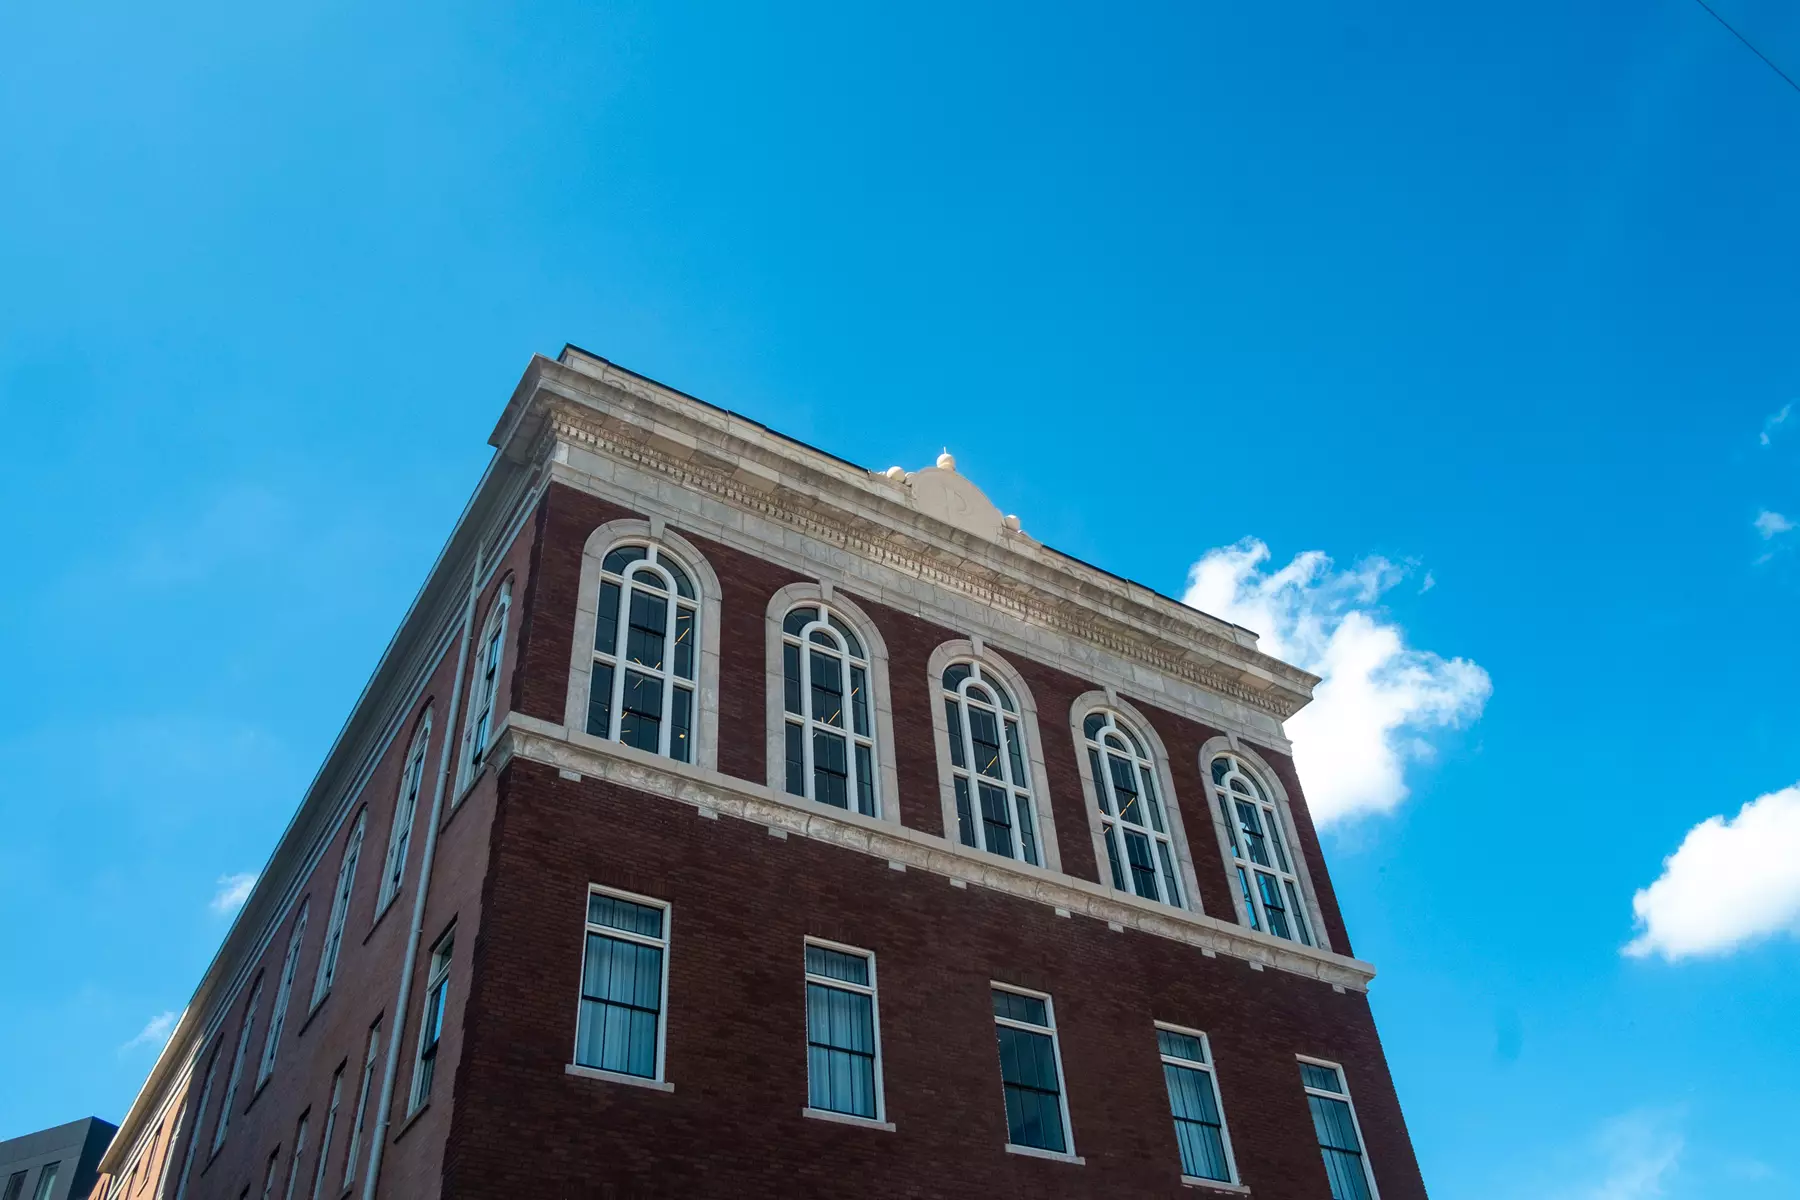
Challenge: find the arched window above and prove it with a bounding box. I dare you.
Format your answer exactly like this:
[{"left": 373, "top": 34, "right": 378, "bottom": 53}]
[
  {"left": 460, "top": 580, "right": 511, "bottom": 788},
  {"left": 780, "top": 604, "right": 878, "bottom": 815},
  {"left": 379, "top": 711, "right": 432, "bottom": 912},
  {"left": 1212, "top": 754, "right": 1313, "bottom": 946},
  {"left": 584, "top": 543, "right": 699, "bottom": 763},
  {"left": 941, "top": 661, "right": 1041, "bottom": 866},
  {"left": 1082, "top": 710, "right": 1183, "bottom": 908}
]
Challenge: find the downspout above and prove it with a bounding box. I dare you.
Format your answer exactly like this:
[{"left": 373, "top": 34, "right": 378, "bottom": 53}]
[{"left": 361, "top": 545, "right": 484, "bottom": 1200}]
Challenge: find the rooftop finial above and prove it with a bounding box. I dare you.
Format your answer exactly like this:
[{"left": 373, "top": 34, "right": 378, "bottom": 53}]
[{"left": 936, "top": 448, "right": 956, "bottom": 471}]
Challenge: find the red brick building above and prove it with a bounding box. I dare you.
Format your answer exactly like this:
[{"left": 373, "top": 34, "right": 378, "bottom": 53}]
[{"left": 97, "top": 347, "right": 1427, "bottom": 1200}]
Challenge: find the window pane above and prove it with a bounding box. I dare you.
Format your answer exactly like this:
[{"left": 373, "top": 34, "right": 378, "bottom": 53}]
[
  {"left": 1015, "top": 792, "right": 1039, "bottom": 866},
  {"left": 619, "top": 672, "right": 663, "bottom": 752},
  {"left": 1210, "top": 757, "right": 1230, "bottom": 785},
  {"left": 1158, "top": 841, "right": 1183, "bottom": 909},
  {"left": 1110, "top": 754, "right": 1142, "bottom": 825},
  {"left": 849, "top": 666, "right": 870, "bottom": 736},
  {"left": 968, "top": 709, "right": 1003, "bottom": 779},
  {"left": 1309, "top": 1096, "right": 1373, "bottom": 1200},
  {"left": 1157, "top": 1029, "right": 1206, "bottom": 1063},
  {"left": 585, "top": 664, "right": 614, "bottom": 739},
  {"left": 784, "top": 722, "right": 805, "bottom": 797},
  {"left": 1301, "top": 1063, "right": 1344, "bottom": 1094},
  {"left": 992, "top": 680, "right": 1015, "bottom": 713},
  {"left": 813, "top": 730, "right": 850, "bottom": 810},
  {"left": 995, "top": 1025, "right": 1063, "bottom": 1153},
  {"left": 1237, "top": 867, "right": 1260, "bottom": 930},
  {"left": 784, "top": 606, "right": 818, "bottom": 636},
  {"left": 1219, "top": 795, "right": 1243, "bottom": 858},
  {"left": 809, "top": 651, "right": 845, "bottom": 727},
  {"left": 1267, "top": 808, "right": 1292, "bottom": 872},
  {"left": 1083, "top": 712, "right": 1106, "bottom": 740},
  {"left": 664, "top": 559, "right": 694, "bottom": 600},
  {"left": 1238, "top": 801, "right": 1271, "bottom": 866},
  {"left": 978, "top": 782, "right": 1014, "bottom": 859},
  {"left": 783, "top": 644, "right": 802, "bottom": 714},
  {"left": 1124, "top": 830, "right": 1160, "bottom": 900},
  {"left": 1004, "top": 719, "right": 1028, "bottom": 785},
  {"left": 953, "top": 777, "right": 976, "bottom": 847},
  {"left": 1141, "top": 767, "right": 1166, "bottom": 833},
  {"left": 669, "top": 686, "right": 692, "bottom": 763},
  {"left": 990, "top": 989, "right": 1048, "bottom": 1026},
  {"left": 594, "top": 581, "right": 621, "bottom": 654},
  {"left": 945, "top": 700, "right": 966, "bottom": 768},
  {"left": 625, "top": 591, "right": 667, "bottom": 669},
  {"left": 827, "top": 614, "right": 863, "bottom": 658},
  {"left": 854, "top": 743, "right": 875, "bottom": 816},
  {"left": 587, "top": 894, "right": 664, "bottom": 938},
  {"left": 576, "top": 933, "right": 663, "bottom": 1079},
  {"left": 602, "top": 546, "right": 646, "bottom": 575},
  {"left": 1166, "top": 1063, "right": 1231, "bottom": 1181},
  {"left": 1287, "top": 880, "right": 1314, "bottom": 947},
  {"left": 941, "top": 663, "right": 971, "bottom": 691},
  {"left": 1103, "top": 826, "right": 1126, "bottom": 891},
  {"left": 1087, "top": 748, "right": 1111, "bottom": 814},
  {"left": 804, "top": 945, "right": 870, "bottom": 985},
  {"left": 1259, "top": 872, "right": 1292, "bottom": 939},
  {"left": 673, "top": 608, "right": 694, "bottom": 680}
]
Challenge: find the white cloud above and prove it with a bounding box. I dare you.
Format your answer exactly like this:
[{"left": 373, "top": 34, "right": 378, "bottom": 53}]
[
  {"left": 211, "top": 871, "right": 258, "bottom": 914},
  {"left": 1581, "top": 1110, "right": 1683, "bottom": 1200},
  {"left": 1753, "top": 510, "right": 1794, "bottom": 540},
  {"left": 1625, "top": 784, "right": 1800, "bottom": 960},
  {"left": 1182, "top": 539, "right": 1490, "bottom": 824},
  {"left": 1759, "top": 402, "right": 1791, "bottom": 446},
  {"left": 120, "top": 1010, "right": 177, "bottom": 1053}
]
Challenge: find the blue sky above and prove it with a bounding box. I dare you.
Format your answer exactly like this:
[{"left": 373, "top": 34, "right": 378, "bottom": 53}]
[{"left": 3, "top": 1, "right": 1797, "bottom": 1194}]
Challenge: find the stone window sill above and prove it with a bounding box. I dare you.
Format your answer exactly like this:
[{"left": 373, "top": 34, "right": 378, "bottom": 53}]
[
  {"left": 393, "top": 1101, "right": 430, "bottom": 1143},
  {"left": 564, "top": 1063, "right": 673, "bottom": 1092},
  {"left": 1183, "top": 1176, "right": 1251, "bottom": 1194},
  {"left": 802, "top": 1107, "right": 894, "bottom": 1132},
  {"left": 1005, "top": 1144, "right": 1085, "bottom": 1165}
]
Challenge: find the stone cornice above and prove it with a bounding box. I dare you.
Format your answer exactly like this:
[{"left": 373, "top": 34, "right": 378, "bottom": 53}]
[
  {"left": 499, "top": 350, "right": 1318, "bottom": 721},
  {"left": 494, "top": 713, "right": 1376, "bottom": 992}
]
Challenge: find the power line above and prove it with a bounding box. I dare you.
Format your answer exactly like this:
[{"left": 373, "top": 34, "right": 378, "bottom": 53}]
[{"left": 1691, "top": 0, "right": 1800, "bottom": 95}]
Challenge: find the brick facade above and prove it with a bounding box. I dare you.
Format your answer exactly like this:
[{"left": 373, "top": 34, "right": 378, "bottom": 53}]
[{"left": 112, "top": 350, "right": 1426, "bottom": 1200}]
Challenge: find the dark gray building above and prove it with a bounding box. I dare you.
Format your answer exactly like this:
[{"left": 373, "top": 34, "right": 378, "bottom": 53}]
[{"left": 0, "top": 1120, "right": 115, "bottom": 1200}]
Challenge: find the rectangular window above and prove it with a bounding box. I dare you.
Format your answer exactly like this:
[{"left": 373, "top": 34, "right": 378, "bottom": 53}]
[
  {"left": 1157, "top": 1025, "right": 1237, "bottom": 1184},
  {"left": 411, "top": 928, "right": 455, "bottom": 1111},
  {"left": 309, "top": 1066, "right": 343, "bottom": 1200},
  {"left": 174, "top": 1044, "right": 222, "bottom": 1200},
  {"left": 991, "top": 986, "right": 1073, "bottom": 1155},
  {"left": 343, "top": 1021, "right": 381, "bottom": 1189},
  {"left": 281, "top": 1111, "right": 308, "bottom": 1200},
  {"left": 258, "top": 1149, "right": 279, "bottom": 1200},
  {"left": 803, "top": 941, "right": 883, "bottom": 1121},
  {"left": 1300, "top": 1059, "right": 1378, "bottom": 1200},
  {"left": 213, "top": 979, "right": 264, "bottom": 1152},
  {"left": 29, "top": 1166, "right": 59, "bottom": 1200},
  {"left": 311, "top": 812, "right": 366, "bottom": 1008},
  {"left": 2, "top": 1173, "right": 22, "bottom": 1200},
  {"left": 152, "top": 1102, "right": 186, "bottom": 1200},
  {"left": 574, "top": 887, "right": 669, "bottom": 1080},
  {"left": 259, "top": 902, "right": 310, "bottom": 1087}
]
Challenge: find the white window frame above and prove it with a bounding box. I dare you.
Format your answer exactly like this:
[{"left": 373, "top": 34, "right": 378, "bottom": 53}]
[
  {"left": 774, "top": 597, "right": 883, "bottom": 816},
  {"left": 1206, "top": 742, "right": 1328, "bottom": 950},
  {"left": 1070, "top": 696, "right": 1203, "bottom": 912},
  {"left": 570, "top": 883, "right": 672, "bottom": 1086},
  {"left": 152, "top": 1100, "right": 185, "bottom": 1200},
  {"left": 308, "top": 1065, "right": 343, "bottom": 1200},
  {"left": 378, "top": 712, "right": 433, "bottom": 913},
  {"left": 280, "top": 1110, "right": 308, "bottom": 1200},
  {"left": 1155, "top": 1022, "right": 1240, "bottom": 1186},
  {"left": 1298, "top": 1055, "right": 1381, "bottom": 1200},
  {"left": 459, "top": 580, "right": 512, "bottom": 790},
  {"left": 990, "top": 982, "right": 1077, "bottom": 1161},
  {"left": 173, "top": 1043, "right": 220, "bottom": 1200},
  {"left": 801, "top": 937, "right": 887, "bottom": 1127},
  {"left": 310, "top": 809, "right": 367, "bottom": 1010},
  {"left": 257, "top": 900, "right": 310, "bottom": 1087},
  {"left": 927, "top": 640, "right": 1062, "bottom": 872},
  {"left": 342, "top": 1020, "right": 381, "bottom": 1190},
  {"left": 211, "top": 977, "right": 263, "bottom": 1153},
  {"left": 564, "top": 520, "right": 723, "bottom": 772},
  {"left": 409, "top": 927, "right": 455, "bottom": 1113}
]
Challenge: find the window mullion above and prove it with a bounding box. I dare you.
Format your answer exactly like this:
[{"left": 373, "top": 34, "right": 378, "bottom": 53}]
[
  {"left": 660, "top": 589, "right": 678, "bottom": 757},
  {"left": 607, "top": 579, "right": 630, "bottom": 741},
  {"left": 800, "top": 636, "right": 816, "bottom": 800}
]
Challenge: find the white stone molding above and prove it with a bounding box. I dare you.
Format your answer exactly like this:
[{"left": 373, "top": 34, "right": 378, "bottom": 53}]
[
  {"left": 494, "top": 712, "right": 1375, "bottom": 992},
  {"left": 1066, "top": 691, "right": 1208, "bottom": 918},
  {"left": 762, "top": 582, "right": 903, "bottom": 825},
  {"left": 1198, "top": 736, "right": 1333, "bottom": 953},
  {"left": 926, "top": 639, "right": 1064, "bottom": 874},
  {"left": 563, "top": 519, "right": 724, "bottom": 771}
]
